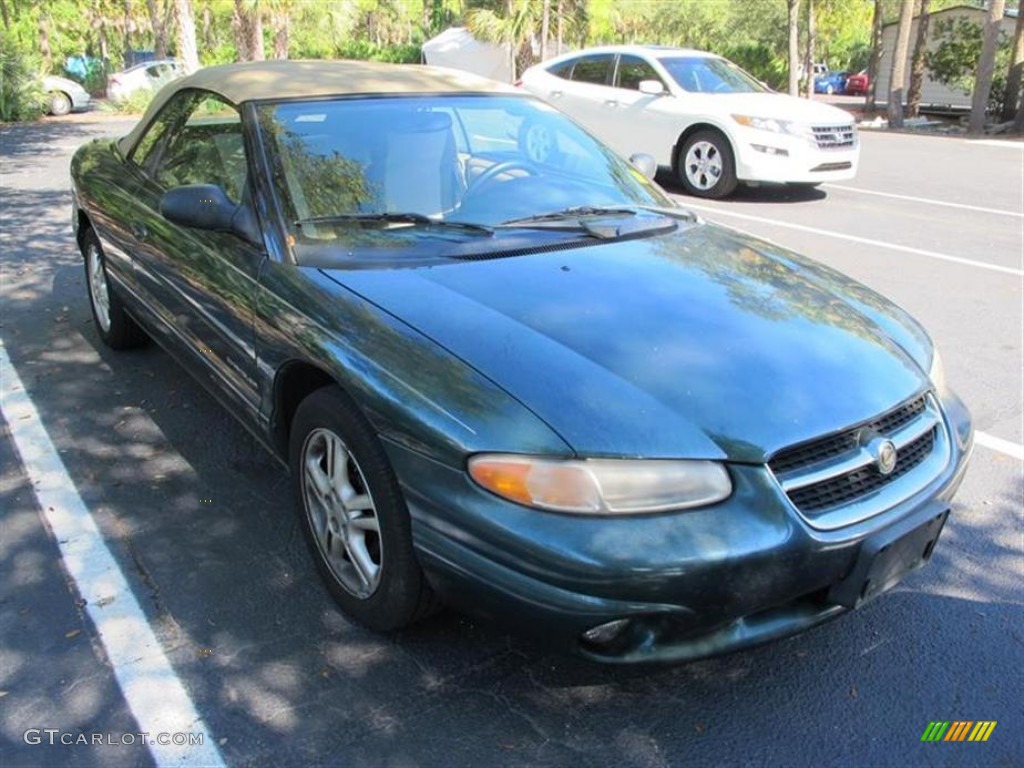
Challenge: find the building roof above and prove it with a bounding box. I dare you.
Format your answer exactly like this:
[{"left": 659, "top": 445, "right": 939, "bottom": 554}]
[{"left": 119, "top": 59, "right": 517, "bottom": 153}]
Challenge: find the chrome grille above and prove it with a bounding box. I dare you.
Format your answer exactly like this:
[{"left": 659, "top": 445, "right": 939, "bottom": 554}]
[
  {"left": 812, "top": 124, "right": 857, "bottom": 150},
  {"left": 769, "top": 394, "right": 949, "bottom": 530}
]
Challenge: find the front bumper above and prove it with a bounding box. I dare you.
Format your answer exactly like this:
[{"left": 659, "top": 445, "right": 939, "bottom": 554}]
[
  {"left": 732, "top": 125, "right": 859, "bottom": 184},
  {"left": 386, "top": 390, "right": 972, "bottom": 664}
]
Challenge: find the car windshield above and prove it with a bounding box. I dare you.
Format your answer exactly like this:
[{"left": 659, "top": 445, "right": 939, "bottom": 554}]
[
  {"left": 255, "top": 94, "right": 673, "bottom": 249},
  {"left": 657, "top": 56, "right": 768, "bottom": 94}
]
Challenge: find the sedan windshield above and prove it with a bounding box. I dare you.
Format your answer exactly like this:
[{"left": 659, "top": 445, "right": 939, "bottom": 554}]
[
  {"left": 658, "top": 56, "right": 768, "bottom": 94},
  {"left": 255, "top": 95, "right": 672, "bottom": 247}
]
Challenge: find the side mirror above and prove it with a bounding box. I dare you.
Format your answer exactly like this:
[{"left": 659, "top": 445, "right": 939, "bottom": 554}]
[
  {"left": 629, "top": 153, "right": 658, "bottom": 180},
  {"left": 159, "top": 184, "right": 261, "bottom": 246},
  {"left": 638, "top": 80, "right": 666, "bottom": 96}
]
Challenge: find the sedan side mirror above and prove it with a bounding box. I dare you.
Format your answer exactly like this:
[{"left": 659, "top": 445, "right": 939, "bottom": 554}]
[
  {"left": 638, "top": 80, "right": 666, "bottom": 96},
  {"left": 160, "top": 184, "right": 261, "bottom": 246},
  {"left": 629, "top": 153, "right": 658, "bottom": 180}
]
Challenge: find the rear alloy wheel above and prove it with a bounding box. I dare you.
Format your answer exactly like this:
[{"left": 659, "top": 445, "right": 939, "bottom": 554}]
[
  {"left": 48, "top": 91, "right": 72, "bottom": 116},
  {"left": 82, "top": 229, "right": 147, "bottom": 349},
  {"left": 678, "top": 130, "right": 738, "bottom": 199},
  {"left": 290, "top": 386, "right": 438, "bottom": 630}
]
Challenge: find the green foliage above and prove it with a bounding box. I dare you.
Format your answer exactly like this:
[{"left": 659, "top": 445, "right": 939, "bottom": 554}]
[
  {"left": 101, "top": 86, "right": 158, "bottom": 115},
  {"left": 925, "top": 17, "right": 1011, "bottom": 111},
  {"left": 335, "top": 40, "right": 422, "bottom": 64},
  {"left": 0, "top": 32, "right": 45, "bottom": 122}
]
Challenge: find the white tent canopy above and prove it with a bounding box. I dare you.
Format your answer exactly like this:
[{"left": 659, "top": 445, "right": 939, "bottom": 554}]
[{"left": 421, "top": 27, "right": 512, "bottom": 84}]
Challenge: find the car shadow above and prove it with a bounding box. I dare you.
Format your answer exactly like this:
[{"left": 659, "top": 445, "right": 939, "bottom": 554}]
[{"left": 655, "top": 169, "right": 829, "bottom": 204}]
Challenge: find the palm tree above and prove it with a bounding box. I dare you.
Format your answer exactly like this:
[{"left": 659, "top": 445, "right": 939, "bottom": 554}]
[
  {"left": 1001, "top": 2, "right": 1023, "bottom": 123},
  {"left": 969, "top": 0, "right": 1006, "bottom": 135},
  {"left": 787, "top": 0, "right": 799, "bottom": 96},
  {"left": 146, "top": 0, "right": 170, "bottom": 60},
  {"left": 467, "top": 0, "right": 543, "bottom": 81},
  {"left": 804, "top": 0, "right": 816, "bottom": 100},
  {"left": 907, "top": 0, "right": 932, "bottom": 118},
  {"left": 865, "top": 0, "right": 884, "bottom": 111},
  {"left": 174, "top": 0, "right": 200, "bottom": 73},
  {"left": 233, "top": 0, "right": 264, "bottom": 62},
  {"left": 888, "top": 0, "right": 915, "bottom": 128}
]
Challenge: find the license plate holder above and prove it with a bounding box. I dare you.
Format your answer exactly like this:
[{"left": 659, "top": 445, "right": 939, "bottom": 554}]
[{"left": 829, "top": 508, "right": 949, "bottom": 609}]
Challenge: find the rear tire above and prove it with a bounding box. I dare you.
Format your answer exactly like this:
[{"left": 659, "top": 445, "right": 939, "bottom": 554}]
[
  {"left": 290, "top": 385, "right": 439, "bottom": 631},
  {"left": 677, "top": 129, "right": 738, "bottom": 199},
  {"left": 81, "top": 228, "right": 147, "bottom": 350}
]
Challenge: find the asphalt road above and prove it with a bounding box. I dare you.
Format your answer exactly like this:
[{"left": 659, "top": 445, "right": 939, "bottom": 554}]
[{"left": 1, "top": 117, "right": 1022, "bottom": 768}]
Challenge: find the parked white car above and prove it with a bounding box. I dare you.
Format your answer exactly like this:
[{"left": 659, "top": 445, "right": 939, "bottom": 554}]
[
  {"left": 107, "top": 60, "right": 185, "bottom": 102},
  {"left": 42, "top": 75, "right": 91, "bottom": 116},
  {"left": 521, "top": 46, "right": 859, "bottom": 198}
]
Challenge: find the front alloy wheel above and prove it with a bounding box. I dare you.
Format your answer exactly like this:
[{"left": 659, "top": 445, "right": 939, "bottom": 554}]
[
  {"left": 301, "top": 428, "right": 383, "bottom": 598},
  {"left": 81, "top": 229, "right": 146, "bottom": 349},
  {"left": 290, "top": 386, "right": 438, "bottom": 630},
  {"left": 678, "top": 130, "right": 737, "bottom": 199}
]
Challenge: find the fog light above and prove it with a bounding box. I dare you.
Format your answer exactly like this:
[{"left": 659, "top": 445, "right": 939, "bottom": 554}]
[
  {"left": 751, "top": 144, "right": 789, "bottom": 156},
  {"left": 581, "top": 618, "right": 631, "bottom": 646}
]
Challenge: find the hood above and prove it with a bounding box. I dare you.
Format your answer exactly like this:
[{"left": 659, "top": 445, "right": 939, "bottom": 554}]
[
  {"left": 324, "top": 224, "right": 931, "bottom": 462},
  {"left": 708, "top": 92, "right": 854, "bottom": 125}
]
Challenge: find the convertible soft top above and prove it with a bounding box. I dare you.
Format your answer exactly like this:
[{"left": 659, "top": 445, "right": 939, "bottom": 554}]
[{"left": 118, "top": 59, "right": 518, "bottom": 156}]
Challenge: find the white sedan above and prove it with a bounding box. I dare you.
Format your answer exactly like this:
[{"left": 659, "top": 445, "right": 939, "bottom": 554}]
[
  {"left": 521, "top": 46, "right": 859, "bottom": 198},
  {"left": 106, "top": 59, "right": 185, "bottom": 102}
]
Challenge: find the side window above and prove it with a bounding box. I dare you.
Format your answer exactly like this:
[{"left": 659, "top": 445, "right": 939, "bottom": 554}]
[
  {"left": 570, "top": 55, "right": 613, "bottom": 85},
  {"left": 615, "top": 55, "right": 664, "bottom": 91},
  {"left": 153, "top": 94, "right": 248, "bottom": 203},
  {"left": 547, "top": 59, "right": 575, "bottom": 80},
  {"left": 129, "top": 91, "right": 198, "bottom": 169}
]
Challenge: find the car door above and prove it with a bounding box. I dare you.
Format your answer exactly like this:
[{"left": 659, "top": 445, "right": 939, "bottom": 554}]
[
  {"left": 554, "top": 54, "right": 617, "bottom": 138},
  {"left": 129, "top": 90, "right": 264, "bottom": 420},
  {"left": 606, "top": 54, "right": 684, "bottom": 166}
]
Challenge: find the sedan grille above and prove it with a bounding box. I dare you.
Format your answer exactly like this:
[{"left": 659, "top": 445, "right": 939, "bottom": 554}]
[
  {"left": 769, "top": 394, "right": 949, "bottom": 530},
  {"left": 812, "top": 124, "right": 857, "bottom": 150}
]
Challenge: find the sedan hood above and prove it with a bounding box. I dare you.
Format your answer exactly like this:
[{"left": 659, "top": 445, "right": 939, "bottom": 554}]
[{"left": 324, "top": 224, "right": 931, "bottom": 462}]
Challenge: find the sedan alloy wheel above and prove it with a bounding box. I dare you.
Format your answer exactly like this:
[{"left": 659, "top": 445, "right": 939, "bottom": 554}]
[{"left": 679, "top": 130, "right": 737, "bottom": 199}]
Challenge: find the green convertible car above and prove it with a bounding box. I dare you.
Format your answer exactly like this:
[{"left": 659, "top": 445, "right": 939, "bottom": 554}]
[{"left": 71, "top": 61, "right": 973, "bottom": 663}]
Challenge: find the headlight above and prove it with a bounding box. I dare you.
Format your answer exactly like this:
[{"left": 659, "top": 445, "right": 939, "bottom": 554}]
[
  {"left": 732, "top": 115, "right": 812, "bottom": 140},
  {"left": 467, "top": 455, "right": 732, "bottom": 514},
  {"left": 929, "top": 349, "right": 948, "bottom": 396}
]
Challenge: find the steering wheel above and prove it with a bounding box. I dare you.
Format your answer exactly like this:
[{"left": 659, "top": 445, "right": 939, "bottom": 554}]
[{"left": 463, "top": 160, "right": 539, "bottom": 197}]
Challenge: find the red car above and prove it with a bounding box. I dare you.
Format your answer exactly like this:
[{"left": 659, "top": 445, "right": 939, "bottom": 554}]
[{"left": 846, "top": 70, "right": 870, "bottom": 96}]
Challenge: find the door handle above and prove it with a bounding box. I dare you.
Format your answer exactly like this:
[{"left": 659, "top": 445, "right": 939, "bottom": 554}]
[
  {"left": 604, "top": 99, "right": 619, "bottom": 107},
  {"left": 549, "top": 90, "right": 563, "bottom": 99},
  {"left": 130, "top": 222, "right": 149, "bottom": 240}
]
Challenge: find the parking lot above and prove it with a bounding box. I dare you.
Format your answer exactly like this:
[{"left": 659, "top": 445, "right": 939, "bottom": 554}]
[{"left": 1, "top": 117, "right": 1021, "bottom": 768}]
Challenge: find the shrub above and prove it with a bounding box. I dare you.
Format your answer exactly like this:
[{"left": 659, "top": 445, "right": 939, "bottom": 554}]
[
  {"left": 101, "top": 87, "right": 157, "bottom": 115},
  {"left": 0, "top": 32, "right": 45, "bottom": 122}
]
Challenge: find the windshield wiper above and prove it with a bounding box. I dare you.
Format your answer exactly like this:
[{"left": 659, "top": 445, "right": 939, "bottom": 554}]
[
  {"left": 295, "top": 212, "right": 493, "bottom": 236},
  {"left": 499, "top": 206, "right": 639, "bottom": 227}
]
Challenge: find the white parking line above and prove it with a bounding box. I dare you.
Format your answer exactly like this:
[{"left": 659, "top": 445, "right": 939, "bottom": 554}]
[
  {"left": 976, "top": 431, "right": 1024, "bottom": 461},
  {"left": 683, "top": 203, "right": 1024, "bottom": 277},
  {"left": 823, "top": 184, "right": 1024, "bottom": 218},
  {"left": 0, "top": 342, "right": 226, "bottom": 768}
]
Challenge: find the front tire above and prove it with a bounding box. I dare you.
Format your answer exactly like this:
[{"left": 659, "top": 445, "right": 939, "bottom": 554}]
[
  {"left": 677, "top": 129, "right": 738, "bottom": 199},
  {"left": 82, "top": 229, "right": 147, "bottom": 349},
  {"left": 290, "top": 385, "right": 437, "bottom": 631},
  {"left": 48, "top": 91, "right": 72, "bottom": 116}
]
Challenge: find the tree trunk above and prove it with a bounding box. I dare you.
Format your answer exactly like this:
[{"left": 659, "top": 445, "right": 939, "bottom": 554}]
[
  {"left": 556, "top": 0, "right": 563, "bottom": 55},
  {"left": 788, "top": 0, "right": 799, "bottom": 97},
  {"left": 866, "top": 0, "right": 884, "bottom": 112},
  {"left": 540, "top": 0, "right": 549, "bottom": 61},
  {"left": 233, "top": 0, "right": 264, "bottom": 62},
  {"left": 40, "top": 15, "right": 52, "bottom": 71},
  {"left": 1001, "top": 5, "right": 1024, "bottom": 123},
  {"left": 505, "top": 0, "right": 515, "bottom": 81},
  {"left": 146, "top": 0, "right": 169, "bottom": 60},
  {"left": 272, "top": 9, "right": 289, "bottom": 59},
  {"left": 202, "top": 4, "right": 214, "bottom": 52},
  {"left": 174, "top": 0, "right": 200, "bottom": 73},
  {"left": 968, "top": 0, "right": 1005, "bottom": 135},
  {"left": 804, "top": 0, "right": 816, "bottom": 100},
  {"left": 888, "top": 0, "right": 914, "bottom": 128},
  {"left": 907, "top": 0, "right": 932, "bottom": 118},
  {"left": 0, "top": 0, "right": 9, "bottom": 31},
  {"left": 123, "top": 0, "right": 133, "bottom": 60}
]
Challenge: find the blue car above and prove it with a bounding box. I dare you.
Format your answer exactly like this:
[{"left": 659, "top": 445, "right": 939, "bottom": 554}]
[
  {"left": 71, "top": 61, "right": 972, "bottom": 664},
  {"left": 815, "top": 70, "right": 849, "bottom": 95}
]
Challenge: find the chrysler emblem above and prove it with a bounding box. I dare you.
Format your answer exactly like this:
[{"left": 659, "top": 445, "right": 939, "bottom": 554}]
[{"left": 874, "top": 439, "right": 898, "bottom": 475}]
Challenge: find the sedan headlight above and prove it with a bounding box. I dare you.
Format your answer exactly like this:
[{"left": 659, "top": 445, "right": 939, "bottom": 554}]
[
  {"left": 929, "top": 348, "right": 948, "bottom": 397},
  {"left": 732, "top": 114, "right": 813, "bottom": 140},
  {"left": 468, "top": 455, "right": 732, "bottom": 514}
]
